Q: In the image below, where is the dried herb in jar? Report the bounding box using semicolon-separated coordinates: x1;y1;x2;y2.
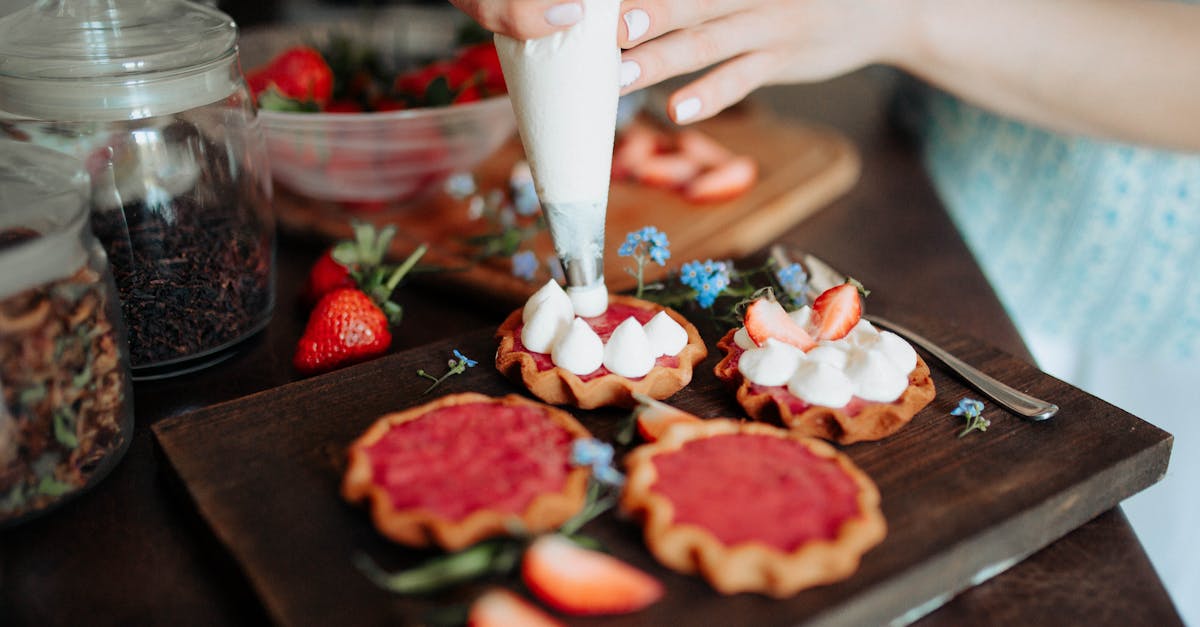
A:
0;244;130;521
89;121;274;368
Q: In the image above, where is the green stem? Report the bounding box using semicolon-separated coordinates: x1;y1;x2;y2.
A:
385;244;428;293
634;256;646;299
354;540;516;594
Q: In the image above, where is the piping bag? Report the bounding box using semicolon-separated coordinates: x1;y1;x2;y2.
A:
494;0;620;317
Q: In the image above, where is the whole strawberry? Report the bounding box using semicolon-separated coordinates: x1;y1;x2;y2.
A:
294;288;393;375
302;221;397;305
302;249;355;305
294;241;427;375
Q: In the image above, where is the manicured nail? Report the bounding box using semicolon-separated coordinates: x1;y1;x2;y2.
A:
674;97;701;122
623;9;650;41
545;2;583;27
619;60;641;88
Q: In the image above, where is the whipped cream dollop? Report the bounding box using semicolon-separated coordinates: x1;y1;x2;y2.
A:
644;311;688;357
733;312;918;407
519;284;689;377
552;318;605;375
567;283;609;318
603;317;656;378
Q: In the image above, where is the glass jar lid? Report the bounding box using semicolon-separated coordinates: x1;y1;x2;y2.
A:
0;0;240;121
0;139;92;299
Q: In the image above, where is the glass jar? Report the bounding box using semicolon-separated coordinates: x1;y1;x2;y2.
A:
0;140;135;526
0;0;276;379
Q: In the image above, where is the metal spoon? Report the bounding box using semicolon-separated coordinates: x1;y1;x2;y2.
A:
770;246;1058;421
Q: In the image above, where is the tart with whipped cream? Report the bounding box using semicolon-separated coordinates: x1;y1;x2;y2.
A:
495;280;707;409
621;418;886;597
714;286;935;444
342;393;592;550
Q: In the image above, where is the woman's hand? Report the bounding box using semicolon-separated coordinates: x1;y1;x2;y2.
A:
616;0;909;123
447;0;586;40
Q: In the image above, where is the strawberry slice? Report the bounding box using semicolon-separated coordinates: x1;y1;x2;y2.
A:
635;154;701;189
744;297;816;351
683;155;757;203
468;588;563;627
612;123;658;180
522;535;664;616
811;283;862;341
677;129;734;167
633;394;703;442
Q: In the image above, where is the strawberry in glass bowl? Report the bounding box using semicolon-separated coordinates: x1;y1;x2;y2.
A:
238;9;516;211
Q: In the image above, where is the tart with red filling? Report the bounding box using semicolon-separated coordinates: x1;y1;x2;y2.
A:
342;393;591;550
495;292;706;409
621;419;886;597
714;288;935;444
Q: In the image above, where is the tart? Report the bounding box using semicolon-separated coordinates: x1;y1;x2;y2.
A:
495;293;707;409
342;393;591;550
714;329;936;444
714;290;935;444
621;419;886;597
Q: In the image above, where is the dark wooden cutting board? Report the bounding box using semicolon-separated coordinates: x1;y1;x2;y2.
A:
152;315;1171;627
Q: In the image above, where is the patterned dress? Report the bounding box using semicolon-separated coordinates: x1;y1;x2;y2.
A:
898;79;1199;624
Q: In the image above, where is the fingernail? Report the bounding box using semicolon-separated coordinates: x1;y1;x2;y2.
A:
674;97;701;122
623;9;650;41
545;2;583;27
619;60;641;88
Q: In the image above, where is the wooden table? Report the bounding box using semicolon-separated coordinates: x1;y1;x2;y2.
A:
0;70;1182;626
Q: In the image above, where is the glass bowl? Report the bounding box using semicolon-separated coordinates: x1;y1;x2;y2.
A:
239;8;517;205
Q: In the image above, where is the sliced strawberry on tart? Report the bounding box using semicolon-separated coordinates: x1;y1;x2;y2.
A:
713;286;935;444
342;393;593;550
621;418;886;597
495;281;707;409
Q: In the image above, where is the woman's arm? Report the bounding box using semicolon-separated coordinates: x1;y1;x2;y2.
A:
449;0;1200;150
898;0;1200;150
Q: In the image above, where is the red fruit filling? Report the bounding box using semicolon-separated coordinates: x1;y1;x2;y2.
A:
650;433;863;551
512;303;680;381
362;402;575;521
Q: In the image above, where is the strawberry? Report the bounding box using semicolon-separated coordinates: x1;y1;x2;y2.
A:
245;46;334;106
324;99;364;113
294;236;427;375
302;222;395;304
468;589;564;627
811;283;862;341
453;84;483;104
522;535;664;616
293;288;393;375
677;129;734;167
684;155;758;203
633;394;703;442
302;249;355;304
744;297;816;351
635;154;702;189
612;123;658;180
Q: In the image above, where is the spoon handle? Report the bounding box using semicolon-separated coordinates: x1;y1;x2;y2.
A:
864;315;1059;421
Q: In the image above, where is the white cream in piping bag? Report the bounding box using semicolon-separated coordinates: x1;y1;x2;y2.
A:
495;0;621;317
734;310;919;407
521;281;688;376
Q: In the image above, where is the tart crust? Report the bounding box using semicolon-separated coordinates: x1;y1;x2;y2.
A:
495;294;707;409
342;393;592;551
621;419;886;597
713;329;936;444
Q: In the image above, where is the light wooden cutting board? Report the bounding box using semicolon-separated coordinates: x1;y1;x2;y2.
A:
274;103;860;308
